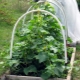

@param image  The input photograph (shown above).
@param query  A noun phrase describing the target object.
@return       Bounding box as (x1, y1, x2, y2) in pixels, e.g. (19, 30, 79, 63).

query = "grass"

(0, 11, 24, 51)
(0, 25, 12, 51)
(0, 1, 27, 76)
(0, 24, 12, 75)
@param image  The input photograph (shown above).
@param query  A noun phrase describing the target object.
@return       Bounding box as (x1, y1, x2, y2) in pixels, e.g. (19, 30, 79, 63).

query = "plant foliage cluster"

(9, 2, 72, 80)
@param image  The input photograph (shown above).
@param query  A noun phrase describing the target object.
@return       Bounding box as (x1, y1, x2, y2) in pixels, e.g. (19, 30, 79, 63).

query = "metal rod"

(10, 9, 67, 63)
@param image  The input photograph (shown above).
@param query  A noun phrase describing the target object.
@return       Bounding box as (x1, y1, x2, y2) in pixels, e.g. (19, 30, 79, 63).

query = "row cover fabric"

(48, 0, 80, 43)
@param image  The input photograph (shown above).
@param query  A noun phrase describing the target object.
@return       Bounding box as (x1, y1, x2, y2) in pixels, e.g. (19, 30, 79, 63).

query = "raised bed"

(0, 48, 76, 80)
(0, 1, 76, 80)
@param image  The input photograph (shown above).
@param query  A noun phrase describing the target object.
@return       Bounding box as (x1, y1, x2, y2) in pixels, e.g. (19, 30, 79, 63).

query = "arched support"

(10, 9, 67, 63)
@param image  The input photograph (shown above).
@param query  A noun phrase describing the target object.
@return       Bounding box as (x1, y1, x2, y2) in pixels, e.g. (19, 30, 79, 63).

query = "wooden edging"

(67, 47, 76, 80)
(4, 75, 66, 80)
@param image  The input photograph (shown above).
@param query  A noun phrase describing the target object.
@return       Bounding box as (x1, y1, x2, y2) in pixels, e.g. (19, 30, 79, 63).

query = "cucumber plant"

(9, 2, 73, 80)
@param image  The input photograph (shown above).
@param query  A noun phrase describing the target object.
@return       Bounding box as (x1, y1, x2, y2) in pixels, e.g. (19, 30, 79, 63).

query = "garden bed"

(0, 2, 76, 80)
(0, 48, 76, 80)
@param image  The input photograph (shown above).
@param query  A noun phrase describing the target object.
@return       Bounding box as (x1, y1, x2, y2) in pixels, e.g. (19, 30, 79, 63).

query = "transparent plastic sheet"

(64, 0, 80, 43)
(49, 0, 80, 43)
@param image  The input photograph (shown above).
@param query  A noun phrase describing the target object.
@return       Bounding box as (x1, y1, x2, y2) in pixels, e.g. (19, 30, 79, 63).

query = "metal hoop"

(10, 9, 67, 63)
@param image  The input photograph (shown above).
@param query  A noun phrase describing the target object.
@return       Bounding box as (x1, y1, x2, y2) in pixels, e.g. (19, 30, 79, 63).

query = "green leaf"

(4, 55, 10, 59)
(23, 65, 37, 75)
(48, 54, 58, 62)
(54, 59, 65, 63)
(35, 53, 47, 63)
(21, 28, 31, 35)
(9, 60, 19, 67)
(46, 64, 55, 76)
(54, 65, 65, 77)
(50, 46, 58, 53)
(27, 53, 35, 59)
(46, 64, 55, 71)
(15, 42, 26, 47)
(45, 36, 54, 42)
(39, 28, 49, 34)
(54, 67, 60, 77)
(58, 66, 65, 73)
(41, 72, 51, 80)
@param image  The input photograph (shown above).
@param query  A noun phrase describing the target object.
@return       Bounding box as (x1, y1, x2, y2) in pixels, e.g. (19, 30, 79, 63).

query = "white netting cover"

(48, 0, 80, 43)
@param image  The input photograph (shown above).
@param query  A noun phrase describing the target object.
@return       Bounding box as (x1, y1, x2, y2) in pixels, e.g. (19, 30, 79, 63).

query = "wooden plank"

(67, 47, 76, 80)
(5, 75, 66, 80)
